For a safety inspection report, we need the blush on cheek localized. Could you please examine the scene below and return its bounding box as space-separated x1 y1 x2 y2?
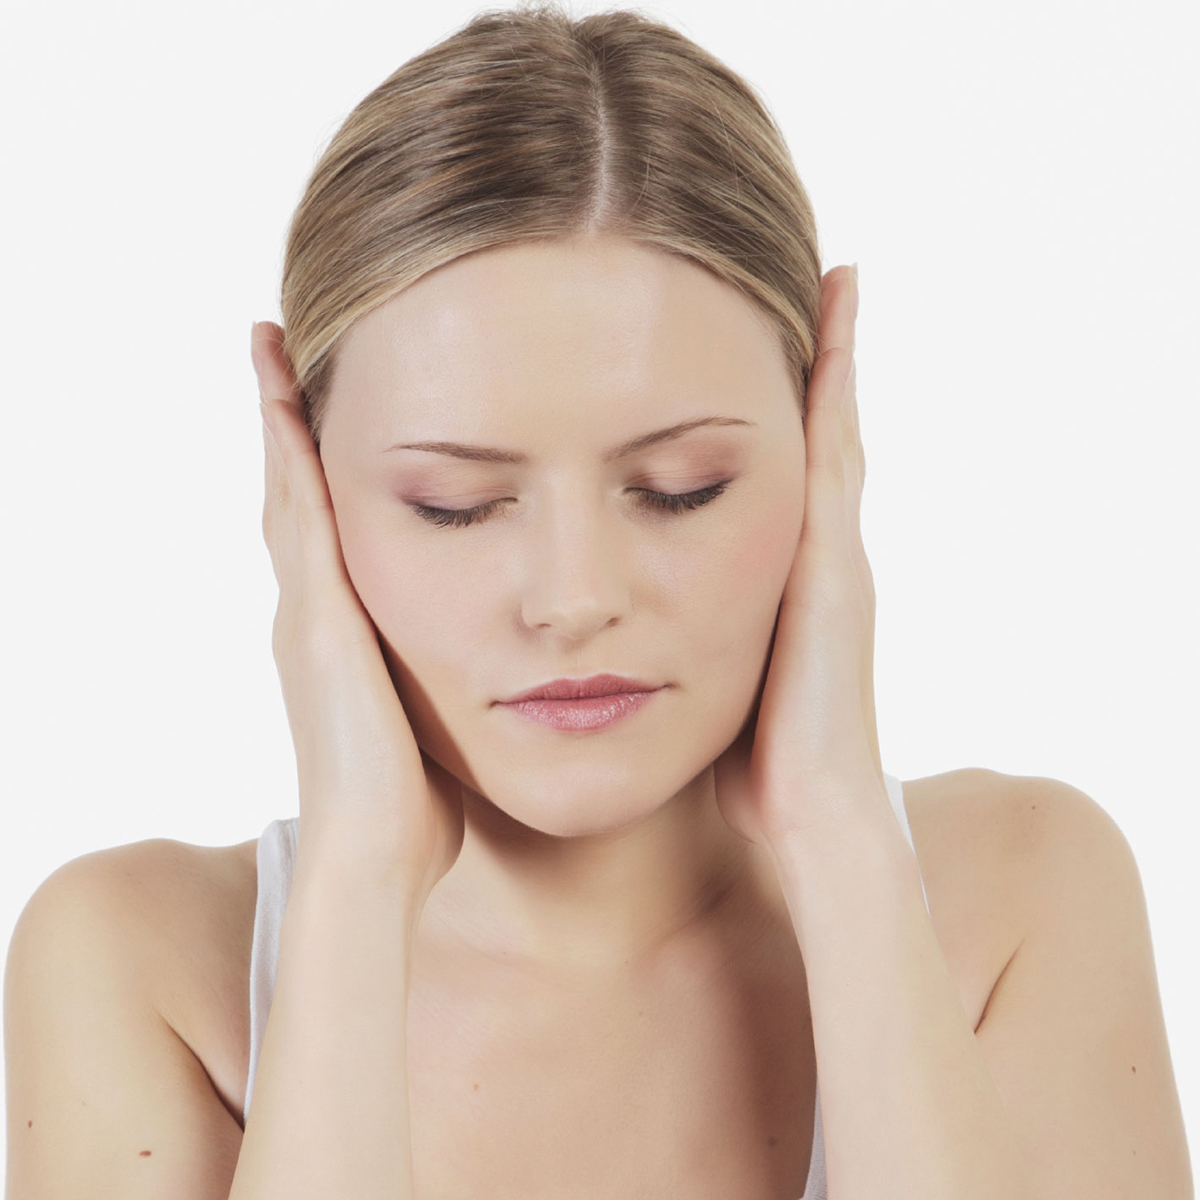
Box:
358 556 452 641
334 520 437 640
731 501 802 597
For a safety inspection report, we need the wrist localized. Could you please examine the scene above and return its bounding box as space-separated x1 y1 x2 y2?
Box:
765 796 912 890
292 826 430 919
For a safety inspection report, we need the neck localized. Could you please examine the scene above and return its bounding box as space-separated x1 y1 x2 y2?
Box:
418 767 782 976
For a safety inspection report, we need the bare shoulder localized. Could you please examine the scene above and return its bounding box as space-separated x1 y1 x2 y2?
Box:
902 765 1128 888
5 837 262 1193
898 766 1126 1031
21 834 262 1126
905 775 1191 1194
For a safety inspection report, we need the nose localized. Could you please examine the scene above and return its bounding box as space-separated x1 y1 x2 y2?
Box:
518 491 634 640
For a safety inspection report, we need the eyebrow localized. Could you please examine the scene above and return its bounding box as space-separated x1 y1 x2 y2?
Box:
381 416 756 465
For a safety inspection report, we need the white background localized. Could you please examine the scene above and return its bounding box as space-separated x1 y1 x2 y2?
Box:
2 0 1196 1176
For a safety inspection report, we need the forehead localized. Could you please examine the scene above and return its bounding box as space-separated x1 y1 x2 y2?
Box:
332 235 789 431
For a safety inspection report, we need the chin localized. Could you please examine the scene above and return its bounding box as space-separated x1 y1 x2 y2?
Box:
419 721 719 840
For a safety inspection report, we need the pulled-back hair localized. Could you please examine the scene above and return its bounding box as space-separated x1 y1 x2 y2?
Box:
280 1 823 446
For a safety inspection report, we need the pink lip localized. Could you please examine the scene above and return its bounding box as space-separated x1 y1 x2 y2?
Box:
500 673 660 704
499 689 662 731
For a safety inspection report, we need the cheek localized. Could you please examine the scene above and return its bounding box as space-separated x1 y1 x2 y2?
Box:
674 483 802 620
334 476 802 665
335 511 487 764
667 483 802 708
732 500 801 595
339 517 478 651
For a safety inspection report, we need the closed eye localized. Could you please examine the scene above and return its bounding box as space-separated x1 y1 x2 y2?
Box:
408 481 731 530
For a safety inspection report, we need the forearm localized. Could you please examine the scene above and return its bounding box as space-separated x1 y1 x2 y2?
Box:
227 843 420 1200
770 803 1038 1200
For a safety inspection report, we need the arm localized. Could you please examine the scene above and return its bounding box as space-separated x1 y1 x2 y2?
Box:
974 773 1192 1197
4 837 424 1200
233 322 464 1198
767 770 1192 1200
227 840 421 1200
4 846 244 1199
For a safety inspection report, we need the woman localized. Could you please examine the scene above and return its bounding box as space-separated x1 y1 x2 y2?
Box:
5 4 1190 1198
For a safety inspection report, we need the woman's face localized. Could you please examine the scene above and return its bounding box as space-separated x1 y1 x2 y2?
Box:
318 233 806 838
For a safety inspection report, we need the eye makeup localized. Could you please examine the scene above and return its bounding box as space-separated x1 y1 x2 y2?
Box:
408 480 732 530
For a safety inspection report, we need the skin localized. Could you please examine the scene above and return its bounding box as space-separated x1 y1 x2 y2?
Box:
315 231 809 975
245 242 1196 1197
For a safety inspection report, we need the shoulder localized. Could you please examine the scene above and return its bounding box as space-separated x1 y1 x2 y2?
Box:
14 834 262 1023
898 767 1132 1030
11 834 262 1122
902 765 1131 888
4 840 260 1190
14 838 248 953
908 773 1191 1193
19 835 260 957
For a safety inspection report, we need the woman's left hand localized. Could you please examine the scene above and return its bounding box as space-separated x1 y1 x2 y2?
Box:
713 263 889 850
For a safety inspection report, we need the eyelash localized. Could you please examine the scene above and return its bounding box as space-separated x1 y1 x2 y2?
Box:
409 482 731 530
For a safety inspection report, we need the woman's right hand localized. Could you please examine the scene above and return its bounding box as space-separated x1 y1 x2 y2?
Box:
251 321 465 910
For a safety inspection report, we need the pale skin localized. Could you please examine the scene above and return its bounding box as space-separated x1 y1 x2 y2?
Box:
294 231 809 966
246 233 1190 1196
2 235 1189 1199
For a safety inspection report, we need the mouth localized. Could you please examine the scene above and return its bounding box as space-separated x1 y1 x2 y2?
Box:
496 685 664 732
497 673 662 704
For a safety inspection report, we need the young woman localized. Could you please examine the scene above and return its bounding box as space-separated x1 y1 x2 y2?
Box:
6 5 1190 1199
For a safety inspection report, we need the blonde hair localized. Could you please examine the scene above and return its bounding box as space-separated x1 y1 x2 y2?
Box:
280 1 823 447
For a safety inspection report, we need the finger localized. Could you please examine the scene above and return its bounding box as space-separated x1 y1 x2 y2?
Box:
815 264 857 382
802 266 858 532
838 269 861 487
251 321 303 409
250 322 355 619
842 359 862 529
832 277 868 572
261 408 286 582
253 323 291 580
813 272 880 785
805 267 856 504
838 271 867 540
251 320 308 515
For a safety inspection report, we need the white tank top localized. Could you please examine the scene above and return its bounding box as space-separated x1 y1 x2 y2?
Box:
243 770 928 1199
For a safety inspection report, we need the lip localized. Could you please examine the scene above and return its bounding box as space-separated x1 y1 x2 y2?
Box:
498 689 662 732
498 673 662 704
